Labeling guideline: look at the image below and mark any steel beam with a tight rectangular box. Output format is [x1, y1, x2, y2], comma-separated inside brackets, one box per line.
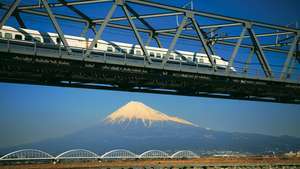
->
[162, 15, 187, 65]
[121, 4, 152, 63]
[126, 0, 299, 33]
[144, 32, 163, 48]
[156, 23, 242, 33]
[80, 22, 91, 37]
[13, 12, 26, 28]
[215, 31, 295, 41]
[85, 3, 117, 57]
[145, 32, 153, 46]
[157, 31, 289, 54]
[94, 12, 183, 23]
[124, 3, 161, 48]
[57, 0, 93, 22]
[243, 48, 255, 73]
[190, 16, 216, 69]
[125, 4, 155, 31]
[226, 26, 247, 73]
[41, 0, 72, 54]
[125, 4, 162, 49]
[18, 0, 113, 10]
[57, 0, 97, 36]
[0, 0, 21, 29]
[80, 22, 97, 37]
[153, 35, 163, 48]
[280, 33, 300, 80]
[247, 25, 273, 78]
[287, 56, 297, 79]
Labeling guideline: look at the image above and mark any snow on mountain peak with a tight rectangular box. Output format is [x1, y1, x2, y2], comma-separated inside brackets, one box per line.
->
[104, 101, 198, 127]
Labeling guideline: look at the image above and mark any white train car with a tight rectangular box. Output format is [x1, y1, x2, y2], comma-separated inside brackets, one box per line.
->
[0, 25, 231, 70]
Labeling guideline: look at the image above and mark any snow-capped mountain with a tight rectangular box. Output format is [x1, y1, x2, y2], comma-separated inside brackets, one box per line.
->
[104, 101, 198, 127]
[2, 101, 300, 155]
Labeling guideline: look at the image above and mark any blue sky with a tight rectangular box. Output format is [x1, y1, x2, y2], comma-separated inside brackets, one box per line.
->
[0, 0, 300, 148]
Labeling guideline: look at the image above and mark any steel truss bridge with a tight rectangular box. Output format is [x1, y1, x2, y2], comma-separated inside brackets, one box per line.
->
[0, 149, 199, 161]
[0, 0, 300, 103]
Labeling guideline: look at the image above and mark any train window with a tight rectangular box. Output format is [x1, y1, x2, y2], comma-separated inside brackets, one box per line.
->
[169, 54, 174, 60]
[4, 33, 12, 39]
[15, 34, 23, 40]
[135, 50, 142, 55]
[115, 48, 121, 53]
[156, 53, 161, 58]
[199, 58, 204, 63]
[94, 43, 98, 48]
[56, 37, 61, 44]
[175, 56, 181, 60]
[107, 46, 113, 52]
[44, 37, 51, 43]
[149, 52, 155, 57]
[162, 54, 167, 59]
[129, 49, 134, 54]
[34, 37, 42, 42]
[0, 32, 2, 38]
[121, 48, 127, 53]
[25, 35, 32, 41]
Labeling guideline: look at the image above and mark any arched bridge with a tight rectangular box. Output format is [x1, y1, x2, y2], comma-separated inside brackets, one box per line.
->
[0, 149, 199, 161]
[0, 0, 299, 103]
[0, 149, 54, 161]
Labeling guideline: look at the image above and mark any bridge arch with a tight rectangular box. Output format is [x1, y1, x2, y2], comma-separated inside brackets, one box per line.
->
[0, 149, 54, 160]
[56, 149, 99, 159]
[101, 149, 137, 159]
[171, 150, 198, 159]
[139, 150, 169, 159]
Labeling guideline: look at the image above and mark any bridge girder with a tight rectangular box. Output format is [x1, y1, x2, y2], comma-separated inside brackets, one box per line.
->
[0, 0, 299, 103]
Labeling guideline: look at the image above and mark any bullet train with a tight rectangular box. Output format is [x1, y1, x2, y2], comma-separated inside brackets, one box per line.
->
[0, 25, 233, 70]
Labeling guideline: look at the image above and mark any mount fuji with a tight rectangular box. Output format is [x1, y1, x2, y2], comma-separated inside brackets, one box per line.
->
[104, 101, 198, 127]
[2, 101, 300, 155]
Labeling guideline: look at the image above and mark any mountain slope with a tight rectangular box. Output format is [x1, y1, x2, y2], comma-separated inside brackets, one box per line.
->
[104, 101, 198, 127]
